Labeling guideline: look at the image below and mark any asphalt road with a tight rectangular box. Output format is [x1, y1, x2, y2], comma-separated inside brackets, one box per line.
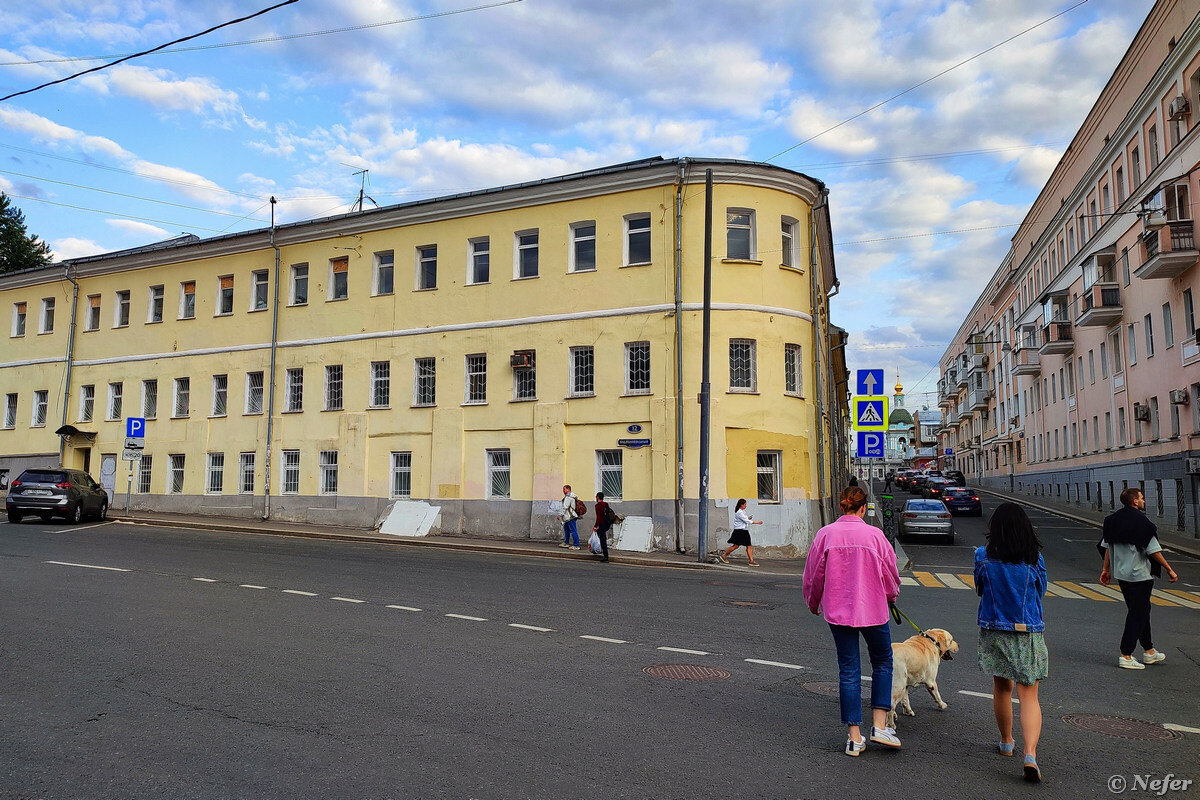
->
[1, 499, 1198, 800]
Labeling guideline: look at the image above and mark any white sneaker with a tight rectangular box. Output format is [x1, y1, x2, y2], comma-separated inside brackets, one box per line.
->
[1143, 651, 1166, 665]
[845, 736, 867, 757]
[870, 726, 902, 749]
[1118, 655, 1146, 670]
[558, 543, 570, 548]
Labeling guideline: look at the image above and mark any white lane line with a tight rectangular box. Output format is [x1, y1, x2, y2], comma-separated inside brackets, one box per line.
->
[935, 572, 971, 590]
[240, 584, 267, 590]
[580, 635, 627, 644]
[657, 647, 710, 655]
[1045, 583, 1084, 599]
[386, 605, 422, 612]
[445, 613, 487, 621]
[509, 623, 554, 632]
[900, 577, 919, 586]
[1164, 723, 1200, 735]
[50, 521, 115, 534]
[1154, 589, 1200, 610]
[282, 589, 318, 597]
[959, 690, 1018, 704]
[45, 560, 130, 572]
[1082, 582, 1126, 601]
[192, 577, 218, 583]
[331, 597, 365, 604]
[744, 658, 805, 670]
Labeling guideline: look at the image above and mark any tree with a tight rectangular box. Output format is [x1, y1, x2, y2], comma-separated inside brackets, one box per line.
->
[0, 192, 53, 274]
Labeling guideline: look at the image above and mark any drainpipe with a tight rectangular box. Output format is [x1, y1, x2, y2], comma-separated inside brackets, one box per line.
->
[673, 158, 689, 552]
[262, 197, 279, 520]
[809, 190, 830, 525]
[58, 264, 80, 468]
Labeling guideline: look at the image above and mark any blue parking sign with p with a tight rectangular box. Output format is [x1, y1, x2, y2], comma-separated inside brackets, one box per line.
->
[857, 431, 884, 458]
[126, 417, 146, 439]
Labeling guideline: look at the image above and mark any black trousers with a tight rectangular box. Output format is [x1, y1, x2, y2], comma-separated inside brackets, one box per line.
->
[596, 523, 611, 558]
[1118, 579, 1154, 656]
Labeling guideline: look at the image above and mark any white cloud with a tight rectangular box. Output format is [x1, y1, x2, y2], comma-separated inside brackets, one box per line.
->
[105, 219, 169, 239]
[50, 237, 105, 260]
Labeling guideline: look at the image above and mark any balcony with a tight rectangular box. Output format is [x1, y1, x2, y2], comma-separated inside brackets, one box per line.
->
[1136, 220, 1198, 280]
[1011, 346, 1041, 376]
[954, 367, 967, 390]
[1039, 320, 1074, 355]
[968, 387, 993, 411]
[1076, 282, 1122, 327]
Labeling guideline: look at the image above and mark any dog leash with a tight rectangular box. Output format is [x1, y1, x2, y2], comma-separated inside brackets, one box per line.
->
[890, 602, 922, 633]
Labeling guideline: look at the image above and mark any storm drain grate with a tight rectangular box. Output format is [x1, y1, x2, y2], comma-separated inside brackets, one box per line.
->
[643, 664, 732, 681]
[1061, 714, 1181, 741]
[721, 600, 775, 609]
[801, 681, 841, 698]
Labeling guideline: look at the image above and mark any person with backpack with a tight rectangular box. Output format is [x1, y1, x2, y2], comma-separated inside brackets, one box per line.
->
[558, 484, 582, 550]
[592, 492, 614, 562]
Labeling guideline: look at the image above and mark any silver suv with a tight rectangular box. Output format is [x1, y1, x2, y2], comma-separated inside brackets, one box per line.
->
[6, 468, 109, 524]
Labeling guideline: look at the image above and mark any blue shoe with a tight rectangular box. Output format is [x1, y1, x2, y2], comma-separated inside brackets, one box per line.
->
[998, 741, 1015, 757]
[1023, 755, 1041, 783]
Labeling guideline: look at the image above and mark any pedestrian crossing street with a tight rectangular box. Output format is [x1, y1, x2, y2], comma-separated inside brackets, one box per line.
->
[900, 571, 1200, 610]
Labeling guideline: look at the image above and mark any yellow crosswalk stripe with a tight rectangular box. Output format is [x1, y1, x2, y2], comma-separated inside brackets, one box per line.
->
[896, 576, 1197, 610]
[1145, 590, 1183, 608]
[1081, 582, 1127, 601]
[957, 573, 975, 589]
[935, 572, 971, 590]
[912, 571, 943, 588]
[1163, 589, 1200, 608]
[1045, 583, 1085, 599]
[1056, 581, 1116, 602]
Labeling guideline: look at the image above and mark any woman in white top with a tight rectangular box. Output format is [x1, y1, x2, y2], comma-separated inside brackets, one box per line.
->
[719, 498, 764, 566]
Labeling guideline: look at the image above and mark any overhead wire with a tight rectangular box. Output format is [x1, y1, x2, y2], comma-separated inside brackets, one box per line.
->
[2, 192, 235, 234]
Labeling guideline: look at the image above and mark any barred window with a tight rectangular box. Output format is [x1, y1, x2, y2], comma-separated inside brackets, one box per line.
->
[597, 449, 623, 501]
[414, 357, 436, 406]
[168, 454, 185, 494]
[784, 343, 803, 396]
[570, 346, 594, 397]
[173, 378, 190, 418]
[417, 245, 437, 290]
[514, 360, 536, 401]
[625, 342, 650, 395]
[729, 338, 757, 392]
[246, 372, 264, 414]
[239, 452, 255, 494]
[624, 214, 651, 265]
[487, 449, 511, 499]
[79, 384, 94, 422]
[206, 452, 224, 494]
[285, 368, 303, 412]
[757, 451, 780, 502]
[319, 450, 338, 495]
[32, 391, 48, 426]
[211, 374, 228, 416]
[466, 354, 487, 404]
[142, 379, 158, 419]
[137, 455, 153, 494]
[391, 451, 412, 499]
[3, 393, 15, 429]
[325, 365, 343, 411]
[107, 382, 123, 420]
[371, 361, 390, 407]
[281, 450, 300, 494]
[375, 251, 394, 295]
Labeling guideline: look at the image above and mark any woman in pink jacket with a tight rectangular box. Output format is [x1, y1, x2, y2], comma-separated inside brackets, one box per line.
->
[803, 486, 902, 756]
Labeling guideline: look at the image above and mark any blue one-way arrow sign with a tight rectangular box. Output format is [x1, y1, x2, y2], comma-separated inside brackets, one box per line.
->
[857, 369, 884, 396]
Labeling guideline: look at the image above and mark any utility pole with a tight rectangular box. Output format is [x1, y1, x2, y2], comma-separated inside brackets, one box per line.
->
[697, 169, 713, 562]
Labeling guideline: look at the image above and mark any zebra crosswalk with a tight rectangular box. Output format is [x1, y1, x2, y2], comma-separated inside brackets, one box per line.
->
[899, 572, 1200, 609]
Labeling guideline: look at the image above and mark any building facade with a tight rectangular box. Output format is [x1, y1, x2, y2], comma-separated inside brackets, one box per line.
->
[1, 157, 848, 555]
[937, 0, 1200, 540]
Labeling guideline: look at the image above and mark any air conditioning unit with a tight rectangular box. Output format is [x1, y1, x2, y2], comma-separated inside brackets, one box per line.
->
[1142, 208, 1168, 229]
[1170, 389, 1190, 405]
[1169, 95, 1191, 120]
[509, 350, 535, 369]
[1132, 402, 1151, 422]
[1187, 457, 1200, 474]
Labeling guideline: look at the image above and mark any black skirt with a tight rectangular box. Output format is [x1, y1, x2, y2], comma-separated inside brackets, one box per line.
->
[728, 528, 751, 546]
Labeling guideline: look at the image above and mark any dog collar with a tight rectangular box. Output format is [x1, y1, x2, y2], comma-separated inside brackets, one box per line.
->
[921, 631, 951, 659]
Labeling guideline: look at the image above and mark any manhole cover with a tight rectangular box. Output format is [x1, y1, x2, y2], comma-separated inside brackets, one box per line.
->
[801, 681, 841, 697]
[1061, 714, 1181, 741]
[643, 664, 732, 681]
[721, 599, 775, 609]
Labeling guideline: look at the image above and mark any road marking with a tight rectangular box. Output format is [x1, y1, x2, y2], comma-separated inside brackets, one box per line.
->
[1164, 723, 1200, 735]
[912, 571, 943, 588]
[386, 605, 422, 612]
[744, 658, 805, 670]
[509, 623, 553, 632]
[282, 589, 318, 597]
[45, 560, 130, 572]
[1146, 592, 1181, 608]
[1045, 583, 1084, 599]
[331, 597, 365, 604]
[1056, 581, 1115, 602]
[959, 690, 1018, 704]
[657, 647, 710, 655]
[957, 573, 975, 589]
[1081, 582, 1128, 602]
[899, 576, 919, 586]
[1163, 589, 1200, 607]
[580, 635, 627, 644]
[240, 584, 267, 590]
[192, 577, 218, 583]
[935, 572, 971, 590]
[51, 522, 115, 534]
[445, 613, 487, 621]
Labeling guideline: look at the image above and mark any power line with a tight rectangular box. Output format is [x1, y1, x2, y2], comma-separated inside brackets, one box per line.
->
[3, 192, 234, 234]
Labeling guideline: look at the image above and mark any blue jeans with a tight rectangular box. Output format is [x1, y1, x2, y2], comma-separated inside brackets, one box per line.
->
[828, 622, 893, 726]
[563, 518, 579, 546]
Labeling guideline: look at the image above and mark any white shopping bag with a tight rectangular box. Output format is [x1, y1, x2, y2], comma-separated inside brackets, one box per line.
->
[588, 532, 603, 554]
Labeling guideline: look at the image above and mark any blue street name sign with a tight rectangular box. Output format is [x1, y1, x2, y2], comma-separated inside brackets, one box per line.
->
[856, 369, 884, 396]
[617, 438, 651, 449]
[126, 417, 146, 439]
[944, 448, 953, 456]
[857, 431, 885, 459]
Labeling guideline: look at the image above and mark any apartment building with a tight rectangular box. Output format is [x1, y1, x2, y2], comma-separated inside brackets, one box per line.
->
[937, 0, 1200, 540]
[0, 157, 848, 554]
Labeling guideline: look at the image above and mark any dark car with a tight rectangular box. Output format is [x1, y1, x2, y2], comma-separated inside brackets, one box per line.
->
[922, 476, 954, 500]
[898, 498, 955, 543]
[943, 486, 983, 516]
[908, 471, 941, 493]
[943, 470, 966, 487]
[6, 468, 109, 524]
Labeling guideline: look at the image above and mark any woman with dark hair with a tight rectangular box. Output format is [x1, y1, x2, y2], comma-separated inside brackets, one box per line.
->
[803, 485, 901, 756]
[974, 502, 1047, 783]
[719, 499, 763, 566]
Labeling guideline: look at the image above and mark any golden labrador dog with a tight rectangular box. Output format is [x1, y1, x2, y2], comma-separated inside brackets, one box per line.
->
[886, 628, 959, 729]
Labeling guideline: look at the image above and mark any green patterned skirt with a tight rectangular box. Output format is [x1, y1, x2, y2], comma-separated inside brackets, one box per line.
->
[977, 629, 1049, 686]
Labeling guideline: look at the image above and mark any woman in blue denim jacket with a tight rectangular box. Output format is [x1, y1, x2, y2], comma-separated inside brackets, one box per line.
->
[974, 502, 1047, 783]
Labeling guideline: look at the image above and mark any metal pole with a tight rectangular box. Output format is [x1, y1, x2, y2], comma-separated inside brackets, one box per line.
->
[262, 197, 280, 519]
[697, 169, 713, 562]
[125, 464, 132, 514]
[673, 159, 688, 552]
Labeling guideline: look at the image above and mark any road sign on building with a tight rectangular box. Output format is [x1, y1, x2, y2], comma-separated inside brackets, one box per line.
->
[121, 448, 143, 461]
[856, 369, 884, 396]
[126, 417, 146, 439]
[852, 396, 888, 431]
[857, 431, 885, 458]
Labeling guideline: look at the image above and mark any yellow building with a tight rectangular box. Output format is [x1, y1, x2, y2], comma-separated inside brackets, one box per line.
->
[1, 157, 847, 555]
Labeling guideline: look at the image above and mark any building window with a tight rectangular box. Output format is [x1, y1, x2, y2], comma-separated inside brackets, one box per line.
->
[391, 451, 412, 498]
[211, 374, 228, 416]
[82, 295, 100, 331]
[1127, 323, 1137, 365]
[179, 281, 196, 319]
[487, 449, 511, 499]
[625, 341, 651, 395]
[513, 357, 537, 401]
[371, 361, 390, 407]
[469, 238, 490, 284]
[168, 454, 185, 494]
[173, 378, 190, 418]
[465, 354, 487, 404]
[146, 285, 164, 323]
[1115, 167, 1126, 203]
[414, 357, 436, 406]
[1144, 313, 1155, 358]
[12, 302, 26, 337]
[142, 379, 158, 419]
[324, 364, 343, 411]
[1100, 342, 1108, 378]
[729, 338, 757, 392]
[781, 217, 799, 268]
[1105, 411, 1112, 448]
[107, 382, 123, 420]
[206, 452, 225, 494]
[569, 346, 594, 397]
[32, 390, 48, 427]
[281, 450, 300, 494]
[285, 368, 303, 412]
[1132, 147, 1142, 185]
[624, 214, 651, 266]
[245, 372, 264, 415]
[138, 456, 153, 494]
[1150, 396, 1160, 440]
[784, 343, 803, 396]
[40, 298, 55, 334]
[1163, 302, 1175, 348]
[726, 209, 755, 260]
[2, 394, 15, 429]
[251, 270, 269, 311]
[416, 245, 437, 290]
[239, 452, 255, 494]
[375, 251, 394, 296]
[1184, 289, 1196, 336]
[1118, 406, 1127, 446]
[290, 264, 308, 305]
[329, 257, 349, 301]
[757, 451, 781, 502]
[597, 450, 623, 500]
[319, 450, 338, 495]
[216, 276, 234, 316]
[79, 384, 94, 422]
[570, 222, 596, 272]
[515, 230, 539, 278]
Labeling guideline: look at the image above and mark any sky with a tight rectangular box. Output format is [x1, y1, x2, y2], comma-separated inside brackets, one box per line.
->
[0, 0, 1159, 406]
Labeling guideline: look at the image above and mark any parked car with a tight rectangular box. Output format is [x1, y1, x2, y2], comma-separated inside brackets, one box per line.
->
[922, 477, 954, 500]
[943, 470, 966, 486]
[943, 486, 983, 516]
[898, 498, 955, 543]
[5, 468, 109, 524]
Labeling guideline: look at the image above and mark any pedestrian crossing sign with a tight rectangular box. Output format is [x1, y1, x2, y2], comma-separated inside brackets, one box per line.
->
[852, 396, 888, 431]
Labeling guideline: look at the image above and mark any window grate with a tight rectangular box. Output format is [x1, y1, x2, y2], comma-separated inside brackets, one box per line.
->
[625, 342, 650, 394]
[487, 449, 510, 499]
[239, 452, 255, 495]
[466, 354, 487, 404]
[246, 372, 264, 414]
[282, 450, 300, 494]
[784, 343, 802, 395]
[169, 454, 185, 494]
[391, 451, 412, 499]
[570, 346, 594, 397]
[79, 385, 94, 422]
[598, 450, 623, 500]
[514, 361, 536, 400]
[212, 374, 227, 416]
[285, 368, 303, 412]
[143, 379, 158, 418]
[757, 451, 780, 502]
[174, 378, 190, 418]
[319, 450, 338, 495]
[325, 365, 343, 411]
[415, 358, 436, 406]
[138, 456, 153, 494]
[207, 453, 224, 494]
[371, 361, 390, 407]
[729, 339, 757, 391]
